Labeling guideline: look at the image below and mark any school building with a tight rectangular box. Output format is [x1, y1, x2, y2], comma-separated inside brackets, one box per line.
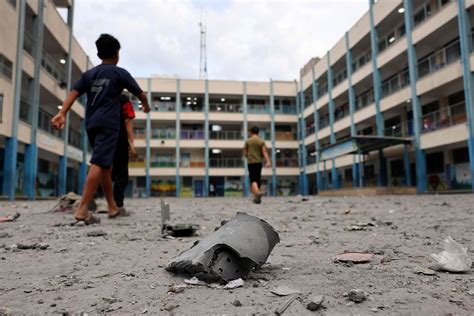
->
[1, 0, 474, 200]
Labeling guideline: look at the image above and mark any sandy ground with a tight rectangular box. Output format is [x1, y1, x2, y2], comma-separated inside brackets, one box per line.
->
[0, 195, 473, 315]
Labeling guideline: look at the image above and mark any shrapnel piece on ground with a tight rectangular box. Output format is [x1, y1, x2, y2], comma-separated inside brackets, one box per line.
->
[0, 212, 20, 223]
[49, 192, 97, 213]
[160, 199, 199, 237]
[166, 212, 280, 282]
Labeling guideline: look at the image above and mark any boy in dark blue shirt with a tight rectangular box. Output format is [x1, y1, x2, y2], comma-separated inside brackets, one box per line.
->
[52, 34, 150, 224]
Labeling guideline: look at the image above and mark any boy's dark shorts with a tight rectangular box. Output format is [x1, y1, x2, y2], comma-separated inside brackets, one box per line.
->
[87, 127, 119, 169]
[248, 163, 263, 187]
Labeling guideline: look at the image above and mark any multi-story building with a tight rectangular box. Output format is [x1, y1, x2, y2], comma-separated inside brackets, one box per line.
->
[128, 78, 300, 197]
[0, 0, 91, 200]
[300, 0, 474, 194]
[2, 0, 474, 200]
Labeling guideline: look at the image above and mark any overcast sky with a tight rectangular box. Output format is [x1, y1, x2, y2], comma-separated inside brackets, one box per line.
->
[70, 0, 368, 81]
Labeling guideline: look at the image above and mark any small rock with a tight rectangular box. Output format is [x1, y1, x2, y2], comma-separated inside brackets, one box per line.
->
[467, 290, 474, 296]
[17, 243, 35, 250]
[37, 299, 44, 304]
[37, 242, 49, 250]
[347, 289, 368, 303]
[141, 308, 148, 314]
[306, 295, 324, 311]
[164, 303, 179, 312]
[0, 232, 10, 238]
[231, 299, 242, 307]
[87, 230, 108, 237]
[413, 267, 436, 276]
[102, 297, 119, 304]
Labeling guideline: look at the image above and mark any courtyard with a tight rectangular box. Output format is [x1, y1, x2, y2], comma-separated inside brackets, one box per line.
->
[0, 195, 473, 315]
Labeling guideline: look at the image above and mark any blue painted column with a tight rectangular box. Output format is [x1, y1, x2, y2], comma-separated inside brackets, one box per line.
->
[58, 1, 75, 196]
[175, 79, 181, 197]
[145, 79, 152, 197]
[345, 32, 359, 188]
[204, 79, 210, 197]
[311, 66, 322, 193]
[270, 80, 277, 196]
[456, 0, 474, 192]
[78, 57, 90, 194]
[23, 0, 45, 199]
[403, 0, 427, 193]
[369, 0, 387, 187]
[243, 82, 250, 197]
[298, 79, 308, 195]
[326, 52, 339, 189]
[3, 0, 26, 200]
[78, 114, 87, 194]
[403, 144, 412, 186]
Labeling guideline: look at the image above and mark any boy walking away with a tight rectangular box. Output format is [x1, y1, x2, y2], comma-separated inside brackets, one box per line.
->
[112, 93, 136, 215]
[244, 126, 271, 204]
[52, 34, 150, 224]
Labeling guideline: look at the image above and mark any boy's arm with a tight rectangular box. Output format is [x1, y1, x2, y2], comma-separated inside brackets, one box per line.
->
[125, 119, 136, 157]
[137, 92, 150, 113]
[51, 90, 80, 130]
[262, 145, 271, 168]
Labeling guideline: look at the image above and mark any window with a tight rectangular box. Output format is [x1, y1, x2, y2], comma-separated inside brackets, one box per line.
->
[390, 159, 404, 177]
[0, 54, 13, 80]
[426, 152, 444, 173]
[452, 147, 469, 164]
[414, 4, 432, 27]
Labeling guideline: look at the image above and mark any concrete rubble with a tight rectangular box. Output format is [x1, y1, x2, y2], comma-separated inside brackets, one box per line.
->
[166, 212, 279, 282]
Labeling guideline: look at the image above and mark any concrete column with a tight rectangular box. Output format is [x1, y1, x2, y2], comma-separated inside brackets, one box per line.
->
[311, 66, 322, 193]
[298, 79, 308, 195]
[78, 57, 90, 194]
[58, 0, 75, 196]
[369, 0, 388, 187]
[204, 79, 210, 197]
[23, 0, 45, 199]
[344, 32, 359, 188]
[270, 80, 277, 196]
[145, 79, 151, 197]
[403, 0, 427, 193]
[3, 0, 26, 200]
[326, 52, 339, 188]
[456, 0, 474, 192]
[175, 79, 181, 197]
[243, 82, 250, 197]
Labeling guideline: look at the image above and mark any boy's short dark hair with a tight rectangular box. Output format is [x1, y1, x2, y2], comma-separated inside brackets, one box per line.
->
[96, 34, 121, 59]
[250, 126, 259, 134]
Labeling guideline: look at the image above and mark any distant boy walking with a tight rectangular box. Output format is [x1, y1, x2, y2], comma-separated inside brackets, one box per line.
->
[52, 34, 150, 224]
[112, 93, 137, 214]
[244, 126, 271, 204]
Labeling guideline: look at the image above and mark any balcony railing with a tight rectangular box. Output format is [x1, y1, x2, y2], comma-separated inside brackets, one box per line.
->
[68, 128, 82, 149]
[151, 161, 176, 168]
[275, 104, 297, 114]
[210, 158, 244, 168]
[275, 131, 297, 141]
[209, 103, 242, 113]
[210, 130, 243, 140]
[180, 160, 205, 168]
[181, 105, 204, 112]
[152, 101, 175, 112]
[381, 69, 410, 98]
[276, 159, 299, 167]
[181, 130, 204, 140]
[24, 31, 34, 56]
[421, 101, 467, 133]
[248, 105, 270, 114]
[38, 108, 63, 139]
[19, 97, 32, 124]
[384, 123, 406, 138]
[418, 38, 461, 79]
[41, 50, 66, 83]
[151, 128, 176, 139]
[129, 160, 146, 168]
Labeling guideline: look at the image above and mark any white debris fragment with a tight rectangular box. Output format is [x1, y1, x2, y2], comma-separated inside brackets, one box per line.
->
[270, 285, 299, 296]
[184, 276, 207, 286]
[431, 236, 472, 273]
[223, 278, 244, 289]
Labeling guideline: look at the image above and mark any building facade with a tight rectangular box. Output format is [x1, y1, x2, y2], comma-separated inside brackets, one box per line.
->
[300, 0, 474, 194]
[2, 0, 474, 200]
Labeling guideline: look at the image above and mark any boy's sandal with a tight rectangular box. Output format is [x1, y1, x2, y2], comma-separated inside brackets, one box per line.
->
[72, 214, 101, 226]
[108, 207, 129, 219]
